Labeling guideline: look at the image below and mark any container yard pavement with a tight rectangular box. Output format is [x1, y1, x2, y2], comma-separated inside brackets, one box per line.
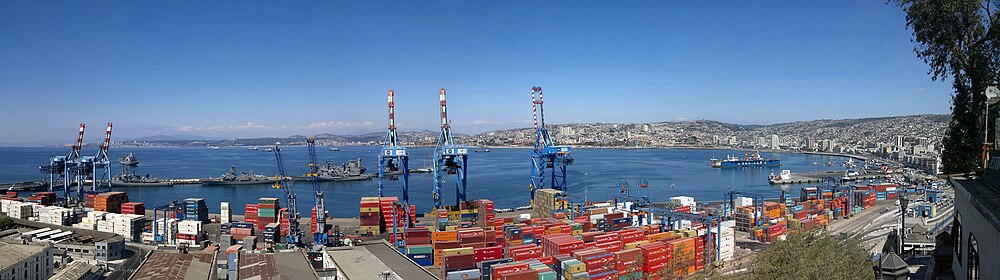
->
[327, 241, 437, 280]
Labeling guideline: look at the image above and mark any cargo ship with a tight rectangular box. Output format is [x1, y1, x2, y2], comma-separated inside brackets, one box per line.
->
[709, 152, 780, 168]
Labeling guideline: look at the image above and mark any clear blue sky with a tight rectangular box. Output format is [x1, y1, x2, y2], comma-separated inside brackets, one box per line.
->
[0, 1, 952, 145]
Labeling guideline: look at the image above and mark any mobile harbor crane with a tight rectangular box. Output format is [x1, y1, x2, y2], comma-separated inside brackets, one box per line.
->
[272, 143, 301, 246]
[306, 138, 329, 246]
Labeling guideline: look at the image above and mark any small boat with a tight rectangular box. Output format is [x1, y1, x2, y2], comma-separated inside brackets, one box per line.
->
[263, 148, 273, 152]
[474, 149, 491, 153]
[329, 147, 341, 152]
[208, 145, 220, 149]
[118, 152, 139, 167]
[247, 146, 259, 151]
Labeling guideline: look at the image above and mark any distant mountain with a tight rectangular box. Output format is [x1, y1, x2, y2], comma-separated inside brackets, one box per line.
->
[130, 134, 218, 141]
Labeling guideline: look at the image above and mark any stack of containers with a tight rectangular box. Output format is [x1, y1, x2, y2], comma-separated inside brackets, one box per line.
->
[492, 261, 532, 279]
[278, 208, 289, 237]
[559, 258, 587, 279]
[310, 207, 321, 235]
[263, 223, 280, 245]
[434, 209, 449, 231]
[121, 202, 145, 215]
[532, 189, 566, 219]
[152, 218, 179, 245]
[639, 242, 670, 277]
[184, 198, 209, 223]
[711, 226, 736, 261]
[404, 227, 432, 266]
[230, 222, 254, 242]
[26, 192, 57, 206]
[695, 235, 707, 271]
[84, 192, 98, 209]
[95, 192, 128, 213]
[665, 238, 696, 277]
[507, 244, 543, 261]
[7, 202, 34, 219]
[96, 218, 114, 233]
[541, 234, 584, 256]
[220, 202, 232, 224]
[474, 245, 504, 263]
[113, 214, 145, 242]
[177, 220, 202, 246]
[257, 198, 279, 231]
[614, 248, 642, 279]
[441, 247, 475, 274]
[245, 204, 259, 226]
[359, 197, 380, 235]
[38, 206, 73, 226]
[432, 231, 459, 267]
[571, 248, 616, 278]
[379, 197, 405, 231]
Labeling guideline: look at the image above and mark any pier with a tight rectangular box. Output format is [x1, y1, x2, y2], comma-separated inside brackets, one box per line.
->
[770, 170, 884, 185]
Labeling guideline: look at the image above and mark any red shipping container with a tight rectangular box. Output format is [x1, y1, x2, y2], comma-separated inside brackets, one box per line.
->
[497, 270, 538, 280]
[492, 262, 530, 278]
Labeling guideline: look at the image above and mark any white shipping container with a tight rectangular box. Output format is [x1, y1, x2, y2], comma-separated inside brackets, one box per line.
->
[735, 197, 754, 207]
[87, 211, 108, 221]
[669, 196, 697, 207]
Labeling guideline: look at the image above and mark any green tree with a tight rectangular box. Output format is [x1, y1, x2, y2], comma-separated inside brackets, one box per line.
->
[892, 0, 1000, 173]
[0, 216, 13, 231]
[747, 233, 872, 279]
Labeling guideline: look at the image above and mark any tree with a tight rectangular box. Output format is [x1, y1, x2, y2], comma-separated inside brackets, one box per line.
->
[746, 233, 872, 279]
[0, 216, 13, 231]
[892, 0, 1000, 173]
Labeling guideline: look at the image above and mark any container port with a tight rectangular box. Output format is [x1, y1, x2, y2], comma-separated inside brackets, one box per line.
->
[0, 87, 950, 280]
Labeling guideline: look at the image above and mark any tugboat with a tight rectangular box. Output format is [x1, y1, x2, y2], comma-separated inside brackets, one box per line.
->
[119, 152, 139, 167]
[201, 166, 278, 185]
[709, 152, 781, 168]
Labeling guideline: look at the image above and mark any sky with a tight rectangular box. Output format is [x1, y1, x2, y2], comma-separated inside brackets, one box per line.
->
[0, 1, 953, 145]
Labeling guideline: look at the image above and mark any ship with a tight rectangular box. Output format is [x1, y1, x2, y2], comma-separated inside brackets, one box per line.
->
[329, 147, 341, 152]
[247, 146, 259, 151]
[294, 159, 374, 182]
[112, 170, 174, 187]
[843, 158, 857, 168]
[709, 152, 780, 168]
[119, 152, 139, 167]
[201, 166, 279, 185]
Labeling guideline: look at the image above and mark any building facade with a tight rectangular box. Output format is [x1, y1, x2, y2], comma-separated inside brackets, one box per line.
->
[950, 156, 1000, 280]
[0, 242, 54, 280]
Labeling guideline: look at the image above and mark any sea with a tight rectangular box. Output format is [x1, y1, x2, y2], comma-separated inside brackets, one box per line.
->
[0, 146, 858, 217]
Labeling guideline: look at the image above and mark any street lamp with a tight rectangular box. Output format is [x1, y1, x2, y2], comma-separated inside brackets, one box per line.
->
[982, 86, 1000, 168]
[898, 193, 909, 254]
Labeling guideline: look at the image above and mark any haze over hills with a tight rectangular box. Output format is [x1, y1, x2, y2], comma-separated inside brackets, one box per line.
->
[105, 114, 949, 149]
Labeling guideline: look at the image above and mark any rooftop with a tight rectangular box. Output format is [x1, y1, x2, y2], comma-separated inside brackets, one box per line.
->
[0, 241, 48, 271]
[50, 261, 99, 280]
[952, 173, 1000, 232]
[237, 251, 317, 280]
[326, 241, 437, 280]
[131, 250, 216, 280]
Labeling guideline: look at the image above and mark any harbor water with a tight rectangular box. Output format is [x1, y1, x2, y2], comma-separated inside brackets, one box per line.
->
[0, 147, 857, 217]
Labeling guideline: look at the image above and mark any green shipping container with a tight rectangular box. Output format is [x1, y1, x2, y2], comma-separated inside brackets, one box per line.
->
[538, 270, 557, 280]
[405, 245, 433, 255]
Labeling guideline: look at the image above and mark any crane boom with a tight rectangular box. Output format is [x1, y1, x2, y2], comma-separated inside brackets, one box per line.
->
[306, 138, 328, 246]
[272, 143, 301, 246]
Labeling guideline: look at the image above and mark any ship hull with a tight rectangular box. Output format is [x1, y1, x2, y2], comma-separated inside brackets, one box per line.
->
[718, 159, 781, 168]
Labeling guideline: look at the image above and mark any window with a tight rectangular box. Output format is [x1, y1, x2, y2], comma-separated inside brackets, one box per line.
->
[954, 212, 962, 265]
[969, 234, 979, 280]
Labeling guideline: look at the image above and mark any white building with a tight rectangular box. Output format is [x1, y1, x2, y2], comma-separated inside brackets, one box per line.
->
[0, 241, 54, 280]
[769, 134, 780, 149]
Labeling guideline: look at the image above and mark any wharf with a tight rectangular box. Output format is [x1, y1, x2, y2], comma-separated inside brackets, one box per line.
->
[802, 151, 869, 161]
[770, 170, 884, 185]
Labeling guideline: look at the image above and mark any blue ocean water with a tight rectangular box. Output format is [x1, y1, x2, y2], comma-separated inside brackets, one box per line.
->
[0, 147, 855, 217]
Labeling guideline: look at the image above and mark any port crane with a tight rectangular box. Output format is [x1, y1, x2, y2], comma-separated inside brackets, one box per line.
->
[90, 123, 114, 193]
[614, 179, 651, 210]
[152, 200, 180, 245]
[305, 138, 329, 246]
[529, 87, 573, 202]
[432, 88, 469, 209]
[39, 124, 82, 205]
[378, 90, 410, 226]
[271, 143, 301, 246]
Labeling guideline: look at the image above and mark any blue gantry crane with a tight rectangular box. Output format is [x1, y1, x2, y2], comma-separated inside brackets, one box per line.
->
[722, 190, 766, 227]
[379, 90, 410, 226]
[39, 124, 80, 205]
[432, 88, 469, 209]
[305, 138, 329, 246]
[614, 179, 651, 210]
[529, 87, 573, 202]
[272, 143, 301, 246]
[152, 200, 180, 245]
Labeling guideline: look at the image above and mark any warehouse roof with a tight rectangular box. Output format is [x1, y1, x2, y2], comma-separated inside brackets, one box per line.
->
[237, 251, 317, 280]
[0, 241, 49, 271]
[327, 241, 437, 280]
[131, 250, 216, 280]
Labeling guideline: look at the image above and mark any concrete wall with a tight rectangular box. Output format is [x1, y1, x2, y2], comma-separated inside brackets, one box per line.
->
[951, 182, 1000, 279]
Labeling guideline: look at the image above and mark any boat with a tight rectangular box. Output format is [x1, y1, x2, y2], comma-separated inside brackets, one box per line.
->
[825, 161, 835, 167]
[201, 166, 279, 185]
[709, 152, 780, 168]
[112, 171, 174, 187]
[329, 147, 341, 152]
[409, 168, 433, 173]
[208, 145, 220, 149]
[474, 149, 491, 153]
[843, 158, 857, 168]
[263, 148, 273, 152]
[294, 159, 374, 182]
[247, 146, 259, 151]
[119, 152, 139, 167]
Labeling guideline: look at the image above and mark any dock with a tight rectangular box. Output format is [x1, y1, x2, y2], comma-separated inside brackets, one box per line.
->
[770, 170, 884, 185]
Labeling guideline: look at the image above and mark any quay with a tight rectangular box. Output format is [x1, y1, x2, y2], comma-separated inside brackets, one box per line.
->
[770, 170, 884, 185]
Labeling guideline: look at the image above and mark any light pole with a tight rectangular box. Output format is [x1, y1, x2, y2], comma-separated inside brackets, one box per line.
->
[898, 194, 909, 255]
[982, 86, 1000, 169]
